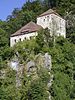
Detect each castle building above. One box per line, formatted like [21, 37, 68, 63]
[37, 9, 66, 37]
[10, 9, 66, 47]
[10, 22, 42, 47]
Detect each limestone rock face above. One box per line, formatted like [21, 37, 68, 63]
[26, 61, 37, 77]
[35, 53, 44, 69]
[10, 52, 52, 72]
[44, 53, 52, 70]
[26, 61, 36, 72]
[16, 64, 24, 87]
[12, 53, 52, 75]
[34, 53, 51, 70]
[9, 53, 52, 87]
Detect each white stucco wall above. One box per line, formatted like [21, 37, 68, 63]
[37, 13, 66, 38]
[50, 14, 66, 38]
[10, 32, 37, 47]
[37, 14, 52, 29]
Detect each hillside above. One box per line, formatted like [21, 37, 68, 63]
[0, 0, 75, 100]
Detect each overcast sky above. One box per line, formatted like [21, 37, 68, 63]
[0, 0, 26, 21]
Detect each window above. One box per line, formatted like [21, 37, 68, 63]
[30, 36, 32, 40]
[24, 37, 26, 40]
[19, 38, 21, 41]
[43, 19, 45, 22]
[14, 39, 16, 43]
[30, 36, 34, 40]
[60, 19, 61, 30]
[47, 16, 49, 21]
[59, 33, 61, 36]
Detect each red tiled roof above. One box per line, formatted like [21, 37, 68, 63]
[11, 21, 42, 37]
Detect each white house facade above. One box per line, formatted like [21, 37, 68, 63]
[10, 32, 38, 47]
[10, 21, 42, 47]
[10, 9, 66, 47]
[37, 9, 66, 38]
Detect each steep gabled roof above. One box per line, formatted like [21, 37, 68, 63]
[11, 21, 42, 37]
[38, 9, 61, 17]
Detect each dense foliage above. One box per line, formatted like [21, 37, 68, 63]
[0, 0, 75, 100]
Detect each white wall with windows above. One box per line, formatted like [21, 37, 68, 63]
[37, 14, 52, 29]
[10, 12, 66, 47]
[37, 14, 66, 38]
[10, 32, 37, 47]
